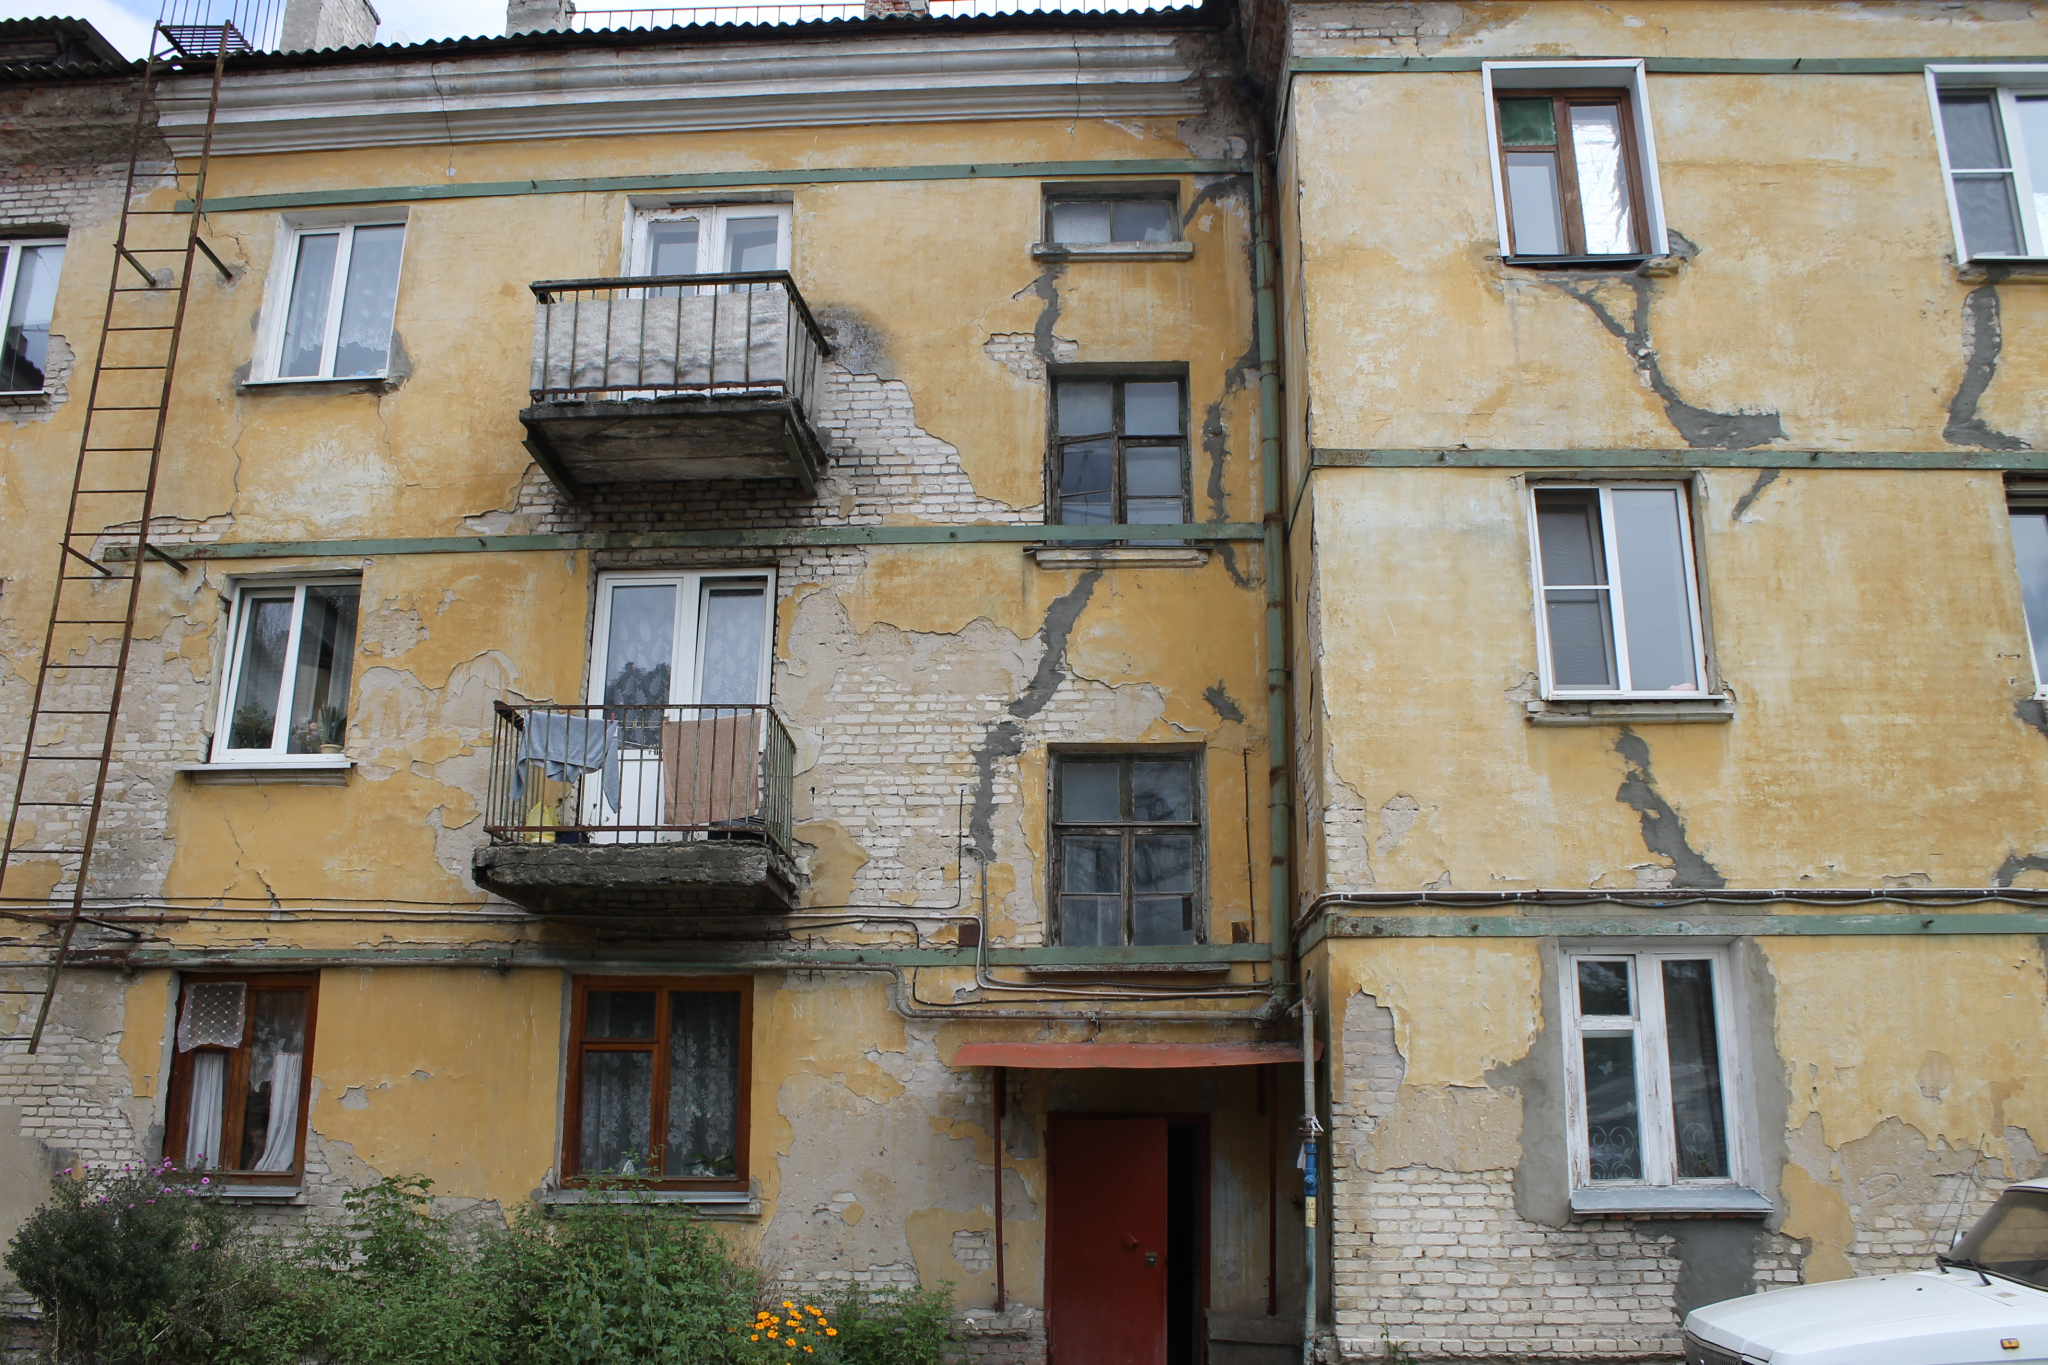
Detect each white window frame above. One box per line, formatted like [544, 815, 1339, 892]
[1481, 59, 1670, 261]
[209, 577, 361, 767]
[0, 235, 66, 396]
[627, 204, 792, 279]
[1561, 945, 1746, 1195]
[1526, 480, 1714, 700]
[252, 217, 408, 383]
[2008, 496, 2048, 699]
[586, 568, 777, 708]
[1926, 66, 2048, 262]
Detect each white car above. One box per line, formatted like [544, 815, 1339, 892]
[1683, 1178, 2048, 1365]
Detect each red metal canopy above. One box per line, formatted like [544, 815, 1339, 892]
[949, 1041, 1304, 1069]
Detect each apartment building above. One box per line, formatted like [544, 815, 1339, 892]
[0, 4, 1304, 1363]
[1251, 0, 2048, 1360]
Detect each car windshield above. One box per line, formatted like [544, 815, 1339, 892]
[1950, 1189, 2048, 1290]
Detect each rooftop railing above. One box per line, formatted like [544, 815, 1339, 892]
[528, 272, 828, 421]
[483, 701, 795, 854]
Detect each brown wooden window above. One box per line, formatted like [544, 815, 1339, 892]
[1051, 751, 1205, 948]
[164, 974, 318, 1182]
[564, 976, 751, 1190]
[1051, 376, 1188, 527]
[1495, 90, 1648, 258]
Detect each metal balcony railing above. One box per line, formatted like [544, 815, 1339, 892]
[528, 272, 829, 420]
[483, 702, 794, 853]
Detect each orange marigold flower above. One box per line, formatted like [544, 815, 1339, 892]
[750, 1335, 760, 1342]
[825, 1328, 838, 1336]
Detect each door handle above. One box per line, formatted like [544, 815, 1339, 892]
[1144, 1252, 1159, 1266]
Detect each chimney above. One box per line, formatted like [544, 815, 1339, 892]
[278, 0, 380, 49]
[862, 0, 928, 14]
[506, 0, 576, 32]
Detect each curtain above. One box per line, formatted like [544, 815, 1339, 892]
[253, 1052, 302, 1173]
[183, 1051, 225, 1170]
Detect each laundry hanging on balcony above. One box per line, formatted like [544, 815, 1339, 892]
[511, 711, 623, 813]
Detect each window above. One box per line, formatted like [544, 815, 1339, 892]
[212, 580, 360, 763]
[1482, 61, 1667, 262]
[2010, 500, 2048, 696]
[1930, 74, 2048, 259]
[267, 221, 405, 379]
[0, 237, 64, 394]
[1051, 376, 1188, 526]
[564, 977, 751, 1188]
[1528, 483, 1709, 697]
[165, 975, 318, 1180]
[1051, 751, 1204, 948]
[1045, 194, 1178, 245]
[632, 204, 791, 281]
[1562, 949, 1740, 1192]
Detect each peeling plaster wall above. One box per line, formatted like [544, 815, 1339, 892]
[0, 48, 1283, 1344]
[1280, 4, 2048, 1360]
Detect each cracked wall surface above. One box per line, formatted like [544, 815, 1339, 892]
[0, 48, 1280, 1352]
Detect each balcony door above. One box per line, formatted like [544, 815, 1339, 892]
[585, 570, 775, 841]
[631, 204, 791, 283]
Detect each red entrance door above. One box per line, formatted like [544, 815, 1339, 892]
[1046, 1117, 1169, 1365]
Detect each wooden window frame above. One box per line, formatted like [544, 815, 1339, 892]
[2007, 489, 2048, 698]
[1560, 947, 1745, 1194]
[562, 975, 753, 1192]
[162, 973, 320, 1184]
[1045, 374, 1191, 529]
[1493, 88, 1651, 259]
[1048, 749, 1208, 949]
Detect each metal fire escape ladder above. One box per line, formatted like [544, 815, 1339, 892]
[0, 23, 240, 1052]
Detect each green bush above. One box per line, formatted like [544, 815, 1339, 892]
[2, 1160, 243, 1365]
[6, 1169, 956, 1365]
[825, 1283, 956, 1365]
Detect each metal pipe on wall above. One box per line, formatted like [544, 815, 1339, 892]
[993, 1064, 1006, 1312]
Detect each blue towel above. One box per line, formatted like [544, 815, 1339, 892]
[510, 712, 622, 815]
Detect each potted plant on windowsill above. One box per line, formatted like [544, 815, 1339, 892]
[315, 704, 346, 754]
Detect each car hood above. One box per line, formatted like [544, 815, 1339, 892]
[1686, 1269, 2048, 1365]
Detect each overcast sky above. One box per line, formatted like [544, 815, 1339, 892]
[0, 0, 575, 54]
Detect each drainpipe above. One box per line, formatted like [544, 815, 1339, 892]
[1299, 969, 1322, 1365]
[993, 1064, 1006, 1312]
[1251, 120, 1292, 993]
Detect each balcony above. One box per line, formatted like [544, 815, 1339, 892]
[517, 272, 832, 495]
[471, 702, 803, 916]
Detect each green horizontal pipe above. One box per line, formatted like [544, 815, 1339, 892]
[180, 159, 1247, 215]
[107, 523, 1266, 562]
[1311, 448, 2048, 471]
[32, 941, 1266, 970]
[1299, 910, 2048, 953]
[1288, 56, 2047, 76]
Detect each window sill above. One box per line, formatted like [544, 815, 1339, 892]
[213, 1185, 307, 1203]
[541, 1188, 759, 1217]
[0, 389, 52, 403]
[1525, 698, 1733, 726]
[1570, 1186, 1773, 1217]
[1029, 241, 1193, 262]
[239, 375, 394, 396]
[1028, 546, 1211, 570]
[1500, 253, 1654, 271]
[1958, 258, 2048, 283]
[176, 759, 353, 786]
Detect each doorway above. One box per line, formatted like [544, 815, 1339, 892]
[1046, 1115, 1206, 1365]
